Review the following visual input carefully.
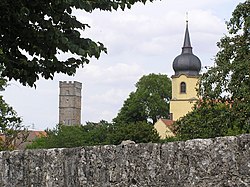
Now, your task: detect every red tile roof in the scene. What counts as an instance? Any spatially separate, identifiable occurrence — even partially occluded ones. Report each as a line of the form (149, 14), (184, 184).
(160, 119), (174, 127)
(0, 130), (47, 150)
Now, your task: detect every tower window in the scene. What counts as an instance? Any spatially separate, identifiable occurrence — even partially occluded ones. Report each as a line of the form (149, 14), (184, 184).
(180, 82), (186, 93)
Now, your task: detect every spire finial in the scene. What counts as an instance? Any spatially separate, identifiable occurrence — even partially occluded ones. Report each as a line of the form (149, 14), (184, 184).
(186, 12), (188, 24)
(182, 12), (192, 54)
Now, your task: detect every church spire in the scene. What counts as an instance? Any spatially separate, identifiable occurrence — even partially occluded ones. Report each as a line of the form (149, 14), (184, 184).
(182, 15), (193, 54)
(172, 15), (201, 77)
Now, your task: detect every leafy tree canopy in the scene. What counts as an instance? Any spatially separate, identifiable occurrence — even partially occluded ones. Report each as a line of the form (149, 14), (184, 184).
(110, 121), (160, 144)
(113, 73), (172, 124)
(174, 1), (250, 140)
(0, 68), (28, 150)
(27, 121), (160, 149)
(174, 102), (247, 140)
(0, 0), (154, 86)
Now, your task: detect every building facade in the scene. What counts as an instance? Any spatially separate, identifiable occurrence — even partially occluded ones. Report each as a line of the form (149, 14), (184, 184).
(170, 21), (202, 121)
(59, 81), (82, 125)
(154, 119), (175, 139)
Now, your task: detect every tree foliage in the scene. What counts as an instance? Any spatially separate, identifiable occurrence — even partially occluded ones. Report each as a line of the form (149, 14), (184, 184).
(110, 121), (160, 144)
(174, 102), (246, 140)
(0, 0), (154, 86)
(27, 121), (160, 149)
(0, 72), (28, 150)
(174, 1), (250, 140)
(113, 73), (172, 124)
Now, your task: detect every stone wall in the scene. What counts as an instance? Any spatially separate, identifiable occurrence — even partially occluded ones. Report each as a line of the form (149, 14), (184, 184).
(0, 134), (250, 187)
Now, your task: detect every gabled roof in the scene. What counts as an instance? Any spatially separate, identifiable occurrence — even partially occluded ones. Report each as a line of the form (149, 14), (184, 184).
(0, 130), (47, 150)
(154, 118), (175, 139)
(29, 130), (47, 138)
(157, 118), (175, 131)
(159, 118), (174, 127)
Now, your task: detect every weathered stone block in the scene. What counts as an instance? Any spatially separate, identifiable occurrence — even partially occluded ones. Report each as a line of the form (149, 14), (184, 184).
(0, 134), (249, 186)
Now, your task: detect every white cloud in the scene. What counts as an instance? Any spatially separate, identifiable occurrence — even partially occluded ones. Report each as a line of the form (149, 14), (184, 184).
(87, 88), (130, 105)
(75, 61), (145, 85)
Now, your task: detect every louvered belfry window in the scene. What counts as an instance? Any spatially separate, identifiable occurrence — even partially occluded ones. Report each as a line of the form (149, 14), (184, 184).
(180, 82), (186, 93)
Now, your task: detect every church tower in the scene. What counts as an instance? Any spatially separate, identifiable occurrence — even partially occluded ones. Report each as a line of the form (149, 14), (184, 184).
(170, 21), (201, 121)
(59, 81), (82, 125)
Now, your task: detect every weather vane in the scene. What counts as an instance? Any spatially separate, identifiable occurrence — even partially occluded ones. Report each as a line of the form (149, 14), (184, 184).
(186, 12), (188, 23)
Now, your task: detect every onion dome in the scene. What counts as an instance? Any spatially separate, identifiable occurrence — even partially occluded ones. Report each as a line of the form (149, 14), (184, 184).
(172, 21), (201, 76)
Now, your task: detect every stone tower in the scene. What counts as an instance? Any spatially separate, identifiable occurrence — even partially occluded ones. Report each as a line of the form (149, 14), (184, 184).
(59, 81), (82, 125)
(170, 21), (202, 121)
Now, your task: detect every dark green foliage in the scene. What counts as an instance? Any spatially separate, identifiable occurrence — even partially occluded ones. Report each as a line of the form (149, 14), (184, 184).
(173, 102), (248, 140)
(113, 92), (148, 124)
(158, 136), (180, 143)
(27, 125), (89, 149)
(175, 1), (250, 140)
(110, 121), (160, 144)
(113, 73), (172, 124)
(0, 96), (27, 150)
(0, 70), (28, 150)
(0, 0), (154, 86)
(27, 121), (160, 149)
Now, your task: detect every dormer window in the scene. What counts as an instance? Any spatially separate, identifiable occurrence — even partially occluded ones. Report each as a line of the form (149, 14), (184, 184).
(180, 82), (186, 93)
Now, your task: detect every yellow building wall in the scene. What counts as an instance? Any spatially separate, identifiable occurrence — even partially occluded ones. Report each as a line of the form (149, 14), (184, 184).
(170, 75), (199, 121)
(172, 75), (198, 100)
(170, 99), (196, 121)
(154, 120), (175, 139)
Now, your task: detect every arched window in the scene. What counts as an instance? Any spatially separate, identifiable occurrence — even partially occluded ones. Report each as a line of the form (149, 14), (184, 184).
(180, 82), (186, 93)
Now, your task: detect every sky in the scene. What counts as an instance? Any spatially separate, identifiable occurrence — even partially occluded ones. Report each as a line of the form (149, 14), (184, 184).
(2, 0), (244, 130)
